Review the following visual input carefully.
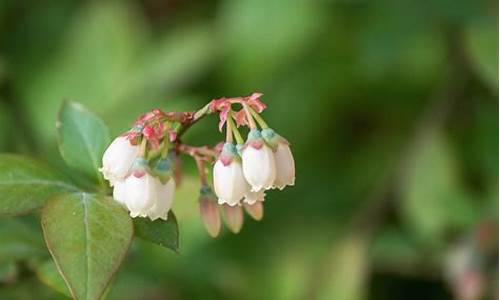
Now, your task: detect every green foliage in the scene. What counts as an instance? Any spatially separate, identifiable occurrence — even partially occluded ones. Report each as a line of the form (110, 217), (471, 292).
(133, 212), (179, 252)
(401, 131), (479, 245)
(0, 154), (78, 215)
(57, 101), (110, 186)
(36, 260), (71, 298)
(41, 193), (133, 300)
(0, 0), (497, 299)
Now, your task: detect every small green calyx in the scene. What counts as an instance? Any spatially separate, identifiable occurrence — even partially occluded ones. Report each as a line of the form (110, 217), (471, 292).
(222, 142), (238, 156)
(247, 129), (262, 141)
(153, 157), (173, 184)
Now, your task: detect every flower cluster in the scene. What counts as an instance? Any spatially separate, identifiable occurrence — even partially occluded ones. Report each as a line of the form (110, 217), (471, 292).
(100, 93), (295, 237)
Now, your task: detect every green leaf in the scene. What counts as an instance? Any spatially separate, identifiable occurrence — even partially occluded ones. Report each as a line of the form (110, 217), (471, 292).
(0, 154), (78, 216)
(401, 132), (479, 245)
(316, 235), (368, 300)
(36, 260), (71, 298)
(57, 101), (110, 186)
(464, 19), (498, 89)
(133, 211), (179, 252)
(42, 193), (133, 300)
(0, 217), (46, 261)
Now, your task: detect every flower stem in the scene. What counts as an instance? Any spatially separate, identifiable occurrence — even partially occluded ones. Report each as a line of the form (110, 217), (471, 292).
(227, 113), (244, 144)
(243, 103), (257, 129)
(225, 111), (234, 143)
(139, 138), (148, 157)
(248, 107), (269, 129)
(195, 158), (208, 185)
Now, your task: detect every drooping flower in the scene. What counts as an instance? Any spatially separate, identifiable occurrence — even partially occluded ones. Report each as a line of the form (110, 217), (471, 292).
(261, 128), (295, 189)
(117, 172), (158, 218)
(213, 143), (250, 206)
(144, 178), (175, 221)
(112, 157), (175, 220)
(243, 189), (265, 205)
(100, 136), (139, 186)
(199, 187), (221, 238)
(241, 129), (276, 192)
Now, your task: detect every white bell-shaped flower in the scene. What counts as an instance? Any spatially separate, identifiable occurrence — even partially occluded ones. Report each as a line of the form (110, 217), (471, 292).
(112, 179), (127, 206)
(100, 136), (139, 186)
(243, 190), (265, 205)
(144, 178), (175, 221)
(213, 143), (250, 206)
(119, 172), (158, 218)
(242, 129), (276, 192)
(273, 143), (295, 189)
(261, 128), (295, 189)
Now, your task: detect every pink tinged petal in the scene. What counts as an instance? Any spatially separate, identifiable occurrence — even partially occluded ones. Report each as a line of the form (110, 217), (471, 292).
(223, 204), (244, 234)
(246, 92), (266, 113)
(142, 125), (161, 149)
(100, 136), (139, 186)
(242, 145), (276, 192)
(199, 197), (221, 238)
(218, 104), (230, 132)
(145, 178), (175, 221)
(273, 143), (295, 189)
(168, 129), (177, 142)
(233, 109), (248, 127)
(213, 160), (249, 206)
(248, 139), (264, 149)
(244, 201), (263, 221)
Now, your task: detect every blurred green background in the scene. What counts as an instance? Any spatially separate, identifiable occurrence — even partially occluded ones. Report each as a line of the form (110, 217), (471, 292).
(0, 0), (498, 299)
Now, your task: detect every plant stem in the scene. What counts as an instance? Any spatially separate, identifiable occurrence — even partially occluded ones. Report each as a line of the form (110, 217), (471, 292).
(195, 158), (208, 185)
(225, 112), (234, 143)
(248, 106), (269, 129)
(242, 103), (257, 129)
(227, 112), (244, 144)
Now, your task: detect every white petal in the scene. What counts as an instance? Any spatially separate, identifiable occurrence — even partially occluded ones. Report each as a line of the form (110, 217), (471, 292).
(213, 160), (249, 206)
(112, 180), (127, 207)
(145, 179), (175, 221)
(101, 136), (139, 186)
(242, 146), (276, 191)
(273, 143), (295, 189)
(123, 174), (157, 218)
(243, 190), (265, 205)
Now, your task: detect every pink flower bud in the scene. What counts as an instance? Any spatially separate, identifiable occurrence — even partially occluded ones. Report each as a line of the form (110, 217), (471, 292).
(199, 195), (221, 238)
(223, 204), (244, 233)
(100, 136), (139, 186)
(244, 201), (263, 221)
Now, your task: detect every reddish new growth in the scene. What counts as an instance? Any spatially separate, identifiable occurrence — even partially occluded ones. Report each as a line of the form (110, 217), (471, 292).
(122, 93), (266, 184)
(209, 92), (266, 131)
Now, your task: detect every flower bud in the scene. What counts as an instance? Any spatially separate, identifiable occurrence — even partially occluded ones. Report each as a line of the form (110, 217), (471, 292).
(262, 128), (295, 189)
(223, 204), (244, 233)
(242, 129), (276, 192)
(213, 143), (250, 206)
(199, 190), (221, 238)
(244, 201), (263, 221)
(100, 136), (139, 186)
